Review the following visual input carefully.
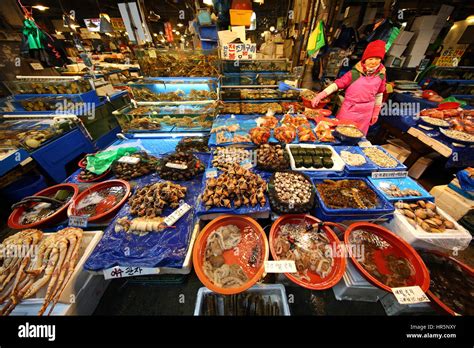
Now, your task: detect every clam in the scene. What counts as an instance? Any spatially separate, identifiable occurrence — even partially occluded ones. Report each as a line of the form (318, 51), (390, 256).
(415, 209), (427, 219)
(425, 202), (436, 211)
(403, 209), (415, 219)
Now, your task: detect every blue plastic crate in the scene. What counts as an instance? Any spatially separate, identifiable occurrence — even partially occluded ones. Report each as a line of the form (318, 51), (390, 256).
(361, 145), (407, 172)
(334, 146), (377, 175)
(201, 40), (218, 50)
(368, 176), (434, 202)
(312, 177), (394, 222)
(199, 25), (218, 41)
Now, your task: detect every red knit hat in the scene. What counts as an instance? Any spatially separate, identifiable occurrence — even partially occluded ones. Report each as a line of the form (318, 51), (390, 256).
(362, 40), (386, 62)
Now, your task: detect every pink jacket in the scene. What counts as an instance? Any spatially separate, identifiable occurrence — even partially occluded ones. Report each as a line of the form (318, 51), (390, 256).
(334, 62), (386, 135)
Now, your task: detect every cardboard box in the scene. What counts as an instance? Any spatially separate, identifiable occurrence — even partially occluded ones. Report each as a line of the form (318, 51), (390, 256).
(393, 30), (414, 46)
(388, 43), (407, 57)
(410, 16), (437, 31)
(408, 156), (433, 179)
(381, 143), (410, 163)
(430, 185), (474, 220)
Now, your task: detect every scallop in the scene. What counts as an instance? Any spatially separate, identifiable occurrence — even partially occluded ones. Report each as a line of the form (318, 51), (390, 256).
(426, 202), (436, 211)
(403, 209), (415, 219)
(417, 200), (426, 208)
(415, 209), (427, 219)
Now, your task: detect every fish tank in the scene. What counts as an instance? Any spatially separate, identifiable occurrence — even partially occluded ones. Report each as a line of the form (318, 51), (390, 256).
(113, 102), (217, 133)
(221, 72), (297, 86)
(221, 87), (300, 101)
(5, 76), (93, 95)
(220, 59), (291, 73)
(127, 77), (219, 103)
(135, 48), (219, 77)
(0, 118), (76, 151)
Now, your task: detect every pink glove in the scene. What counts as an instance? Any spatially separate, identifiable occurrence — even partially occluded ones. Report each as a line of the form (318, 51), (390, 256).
(370, 105), (382, 125)
(311, 91), (328, 108)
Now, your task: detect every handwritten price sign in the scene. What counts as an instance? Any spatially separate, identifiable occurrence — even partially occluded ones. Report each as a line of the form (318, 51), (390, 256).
(392, 286), (430, 305)
(264, 260), (297, 273)
(103, 266), (160, 280)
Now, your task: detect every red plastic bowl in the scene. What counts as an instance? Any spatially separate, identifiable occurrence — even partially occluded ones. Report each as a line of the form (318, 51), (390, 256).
(302, 97), (330, 110)
(67, 179), (131, 222)
(437, 102), (460, 110)
(193, 215), (269, 295)
(78, 157), (88, 169)
(8, 183), (79, 229)
(76, 169), (111, 183)
(269, 214), (347, 290)
(422, 89), (438, 99)
(420, 250), (474, 316)
(344, 222), (430, 293)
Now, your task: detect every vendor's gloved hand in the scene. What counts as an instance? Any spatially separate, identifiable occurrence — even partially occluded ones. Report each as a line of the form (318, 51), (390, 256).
(370, 105), (382, 125)
(311, 91), (328, 108)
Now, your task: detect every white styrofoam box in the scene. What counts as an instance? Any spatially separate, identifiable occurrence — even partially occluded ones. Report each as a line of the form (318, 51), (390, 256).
(408, 156), (433, 179)
(14, 231), (103, 307)
(11, 273), (110, 316)
(194, 284), (291, 316)
(286, 144), (345, 172)
(388, 44), (407, 58)
(410, 16), (437, 31)
(393, 30), (414, 46)
(405, 30), (434, 55)
(384, 208), (472, 252)
(380, 293), (434, 316)
(430, 185), (473, 221)
(332, 262), (387, 302)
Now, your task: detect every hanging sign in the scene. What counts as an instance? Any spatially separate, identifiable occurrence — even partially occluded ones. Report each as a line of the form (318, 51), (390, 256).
(222, 43), (257, 60)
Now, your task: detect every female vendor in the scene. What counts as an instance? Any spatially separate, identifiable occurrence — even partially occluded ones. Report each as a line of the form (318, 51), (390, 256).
(312, 40), (387, 135)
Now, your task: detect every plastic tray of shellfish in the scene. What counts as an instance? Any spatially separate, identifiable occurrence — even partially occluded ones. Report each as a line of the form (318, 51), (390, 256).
(361, 146), (407, 172)
(194, 284), (291, 316)
(12, 231), (103, 309)
(312, 177), (395, 222)
(368, 177), (434, 202)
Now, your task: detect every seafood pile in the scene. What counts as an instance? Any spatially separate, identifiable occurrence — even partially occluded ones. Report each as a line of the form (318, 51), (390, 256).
(256, 144), (289, 171)
(112, 152), (158, 180)
(395, 200), (456, 233)
(20, 97), (80, 112)
(203, 225), (248, 288)
(249, 127), (271, 145)
(380, 184), (422, 198)
(340, 150), (367, 166)
(300, 90), (317, 99)
(274, 125), (296, 143)
(289, 146), (334, 169)
(441, 129), (474, 143)
(241, 88), (279, 99)
(362, 147), (398, 168)
(419, 251), (474, 316)
(176, 136), (210, 153)
(314, 121), (336, 142)
(241, 103), (283, 114)
(269, 172), (314, 214)
(350, 229), (415, 288)
(296, 125), (317, 142)
(129, 181), (187, 217)
(17, 130), (56, 150)
(335, 125), (363, 138)
(316, 179), (379, 209)
(274, 223), (333, 280)
(128, 117), (162, 131)
(281, 114), (310, 128)
(420, 117), (450, 127)
(256, 115), (278, 129)
(220, 103), (241, 114)
(12, 80), (92, 94)
(0, 228), (83, 316)
(202, 164), (266, 209)
(212, 147), (252, 171)
(202, 292), (282, 316)
(78, 168), (106, 182)
(131, 88), (217, 102)
(157, 152), (205, 180)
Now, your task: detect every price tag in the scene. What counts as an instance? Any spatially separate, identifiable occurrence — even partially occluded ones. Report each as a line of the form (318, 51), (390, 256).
(358, 140), (372, 147)
(69, 215), (88, 228)
(103, 266), (159, 280)
(371, 171), (408, 179)
(30, 62), (44, 70)
(165, 162), (188, 170)
(148, 50), (157, 58)
(392, 286), (430, 305)
(240, 158), (253, 170)
(264, 260), (297, 273)
(118, 156), (140, 164)
(163, 203), (191, 226)
(205, 168), (218, 178)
